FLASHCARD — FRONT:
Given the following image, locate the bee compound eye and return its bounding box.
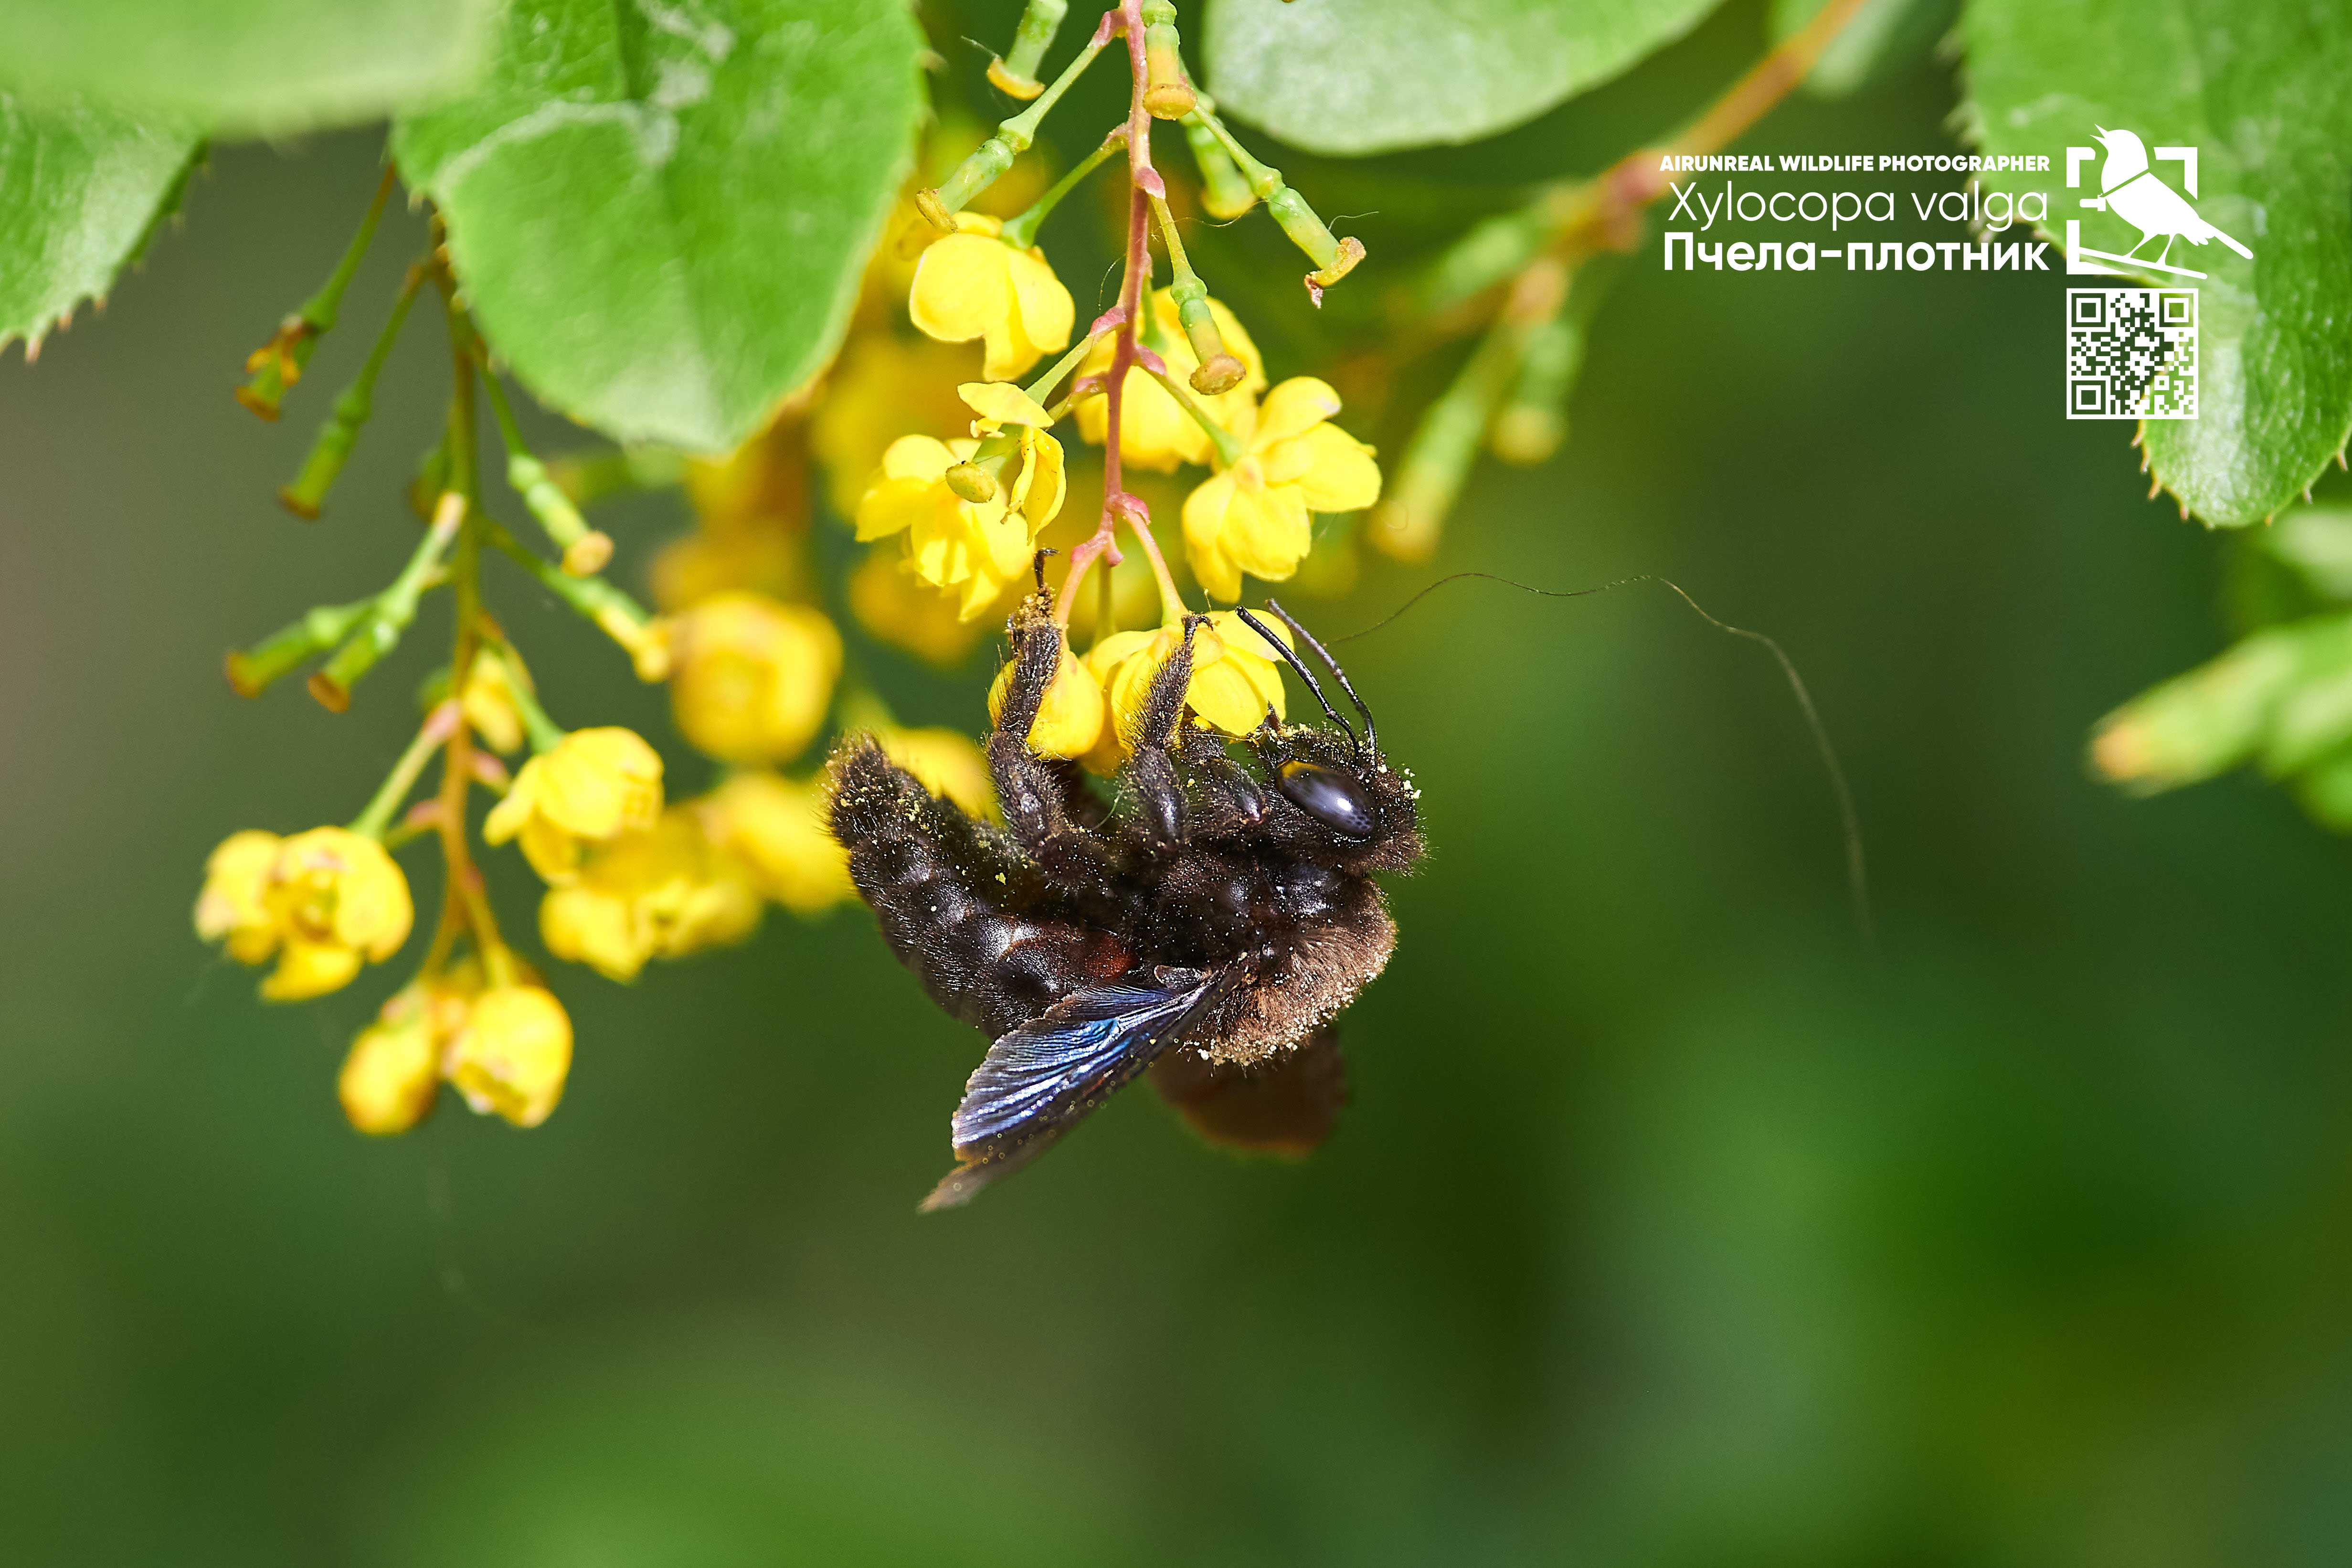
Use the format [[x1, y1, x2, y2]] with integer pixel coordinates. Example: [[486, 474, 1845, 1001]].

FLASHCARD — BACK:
[[1275, 760, 1378, 839]]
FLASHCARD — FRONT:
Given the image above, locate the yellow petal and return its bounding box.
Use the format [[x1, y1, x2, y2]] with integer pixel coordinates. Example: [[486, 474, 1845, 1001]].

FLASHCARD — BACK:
[[1254, 377, 1344, 447], [1219, 480, 1313, 584], [1205, 608, 1293, 662], [908, 233, 1011, 346], [879, 433, 959, 483], [482, 760, 539, 844], [1017, 431, 1066, 530], [854, 475, 948, 542], [1293, 423, 1382, 512], [960, 381, 1055, 428], [1187, 658, 1272, 736], [1006, 247, 1075, 363], [262, 940, 362, 1001]]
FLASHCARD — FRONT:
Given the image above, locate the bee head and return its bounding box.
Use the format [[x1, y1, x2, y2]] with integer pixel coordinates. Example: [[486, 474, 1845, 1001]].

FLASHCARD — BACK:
[[1235, 605, 1421, 868]]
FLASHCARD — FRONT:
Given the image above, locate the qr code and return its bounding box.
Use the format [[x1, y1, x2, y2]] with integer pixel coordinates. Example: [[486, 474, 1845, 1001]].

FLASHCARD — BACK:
[[2067, 288, 2196, 420]]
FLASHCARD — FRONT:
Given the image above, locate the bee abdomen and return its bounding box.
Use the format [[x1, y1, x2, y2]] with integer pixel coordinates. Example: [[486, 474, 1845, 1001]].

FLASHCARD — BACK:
[[827, 737, 1128, 1037]]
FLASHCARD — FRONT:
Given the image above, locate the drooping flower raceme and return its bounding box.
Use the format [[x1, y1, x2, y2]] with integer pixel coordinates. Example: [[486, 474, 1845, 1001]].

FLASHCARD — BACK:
[[484, 727, 664, 885], [907, 213, 1075, 382], [1182, 378, 1381, 602]]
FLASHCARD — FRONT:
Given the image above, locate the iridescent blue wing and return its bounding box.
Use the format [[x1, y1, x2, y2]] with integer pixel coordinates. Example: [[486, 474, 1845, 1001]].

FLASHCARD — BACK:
[[921, 966, 1235, 1211]]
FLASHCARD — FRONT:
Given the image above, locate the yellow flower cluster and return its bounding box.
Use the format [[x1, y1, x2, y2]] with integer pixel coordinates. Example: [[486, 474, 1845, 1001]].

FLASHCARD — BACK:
[[482, 720, 856, 984], [855, 382, 1068, 621], [336, 963, 576, 1134], [196, 826, 413, 1000], [986, 609, 1295, 773], [890, 232, 1377, 609], [1182, 376, 1380, 601]]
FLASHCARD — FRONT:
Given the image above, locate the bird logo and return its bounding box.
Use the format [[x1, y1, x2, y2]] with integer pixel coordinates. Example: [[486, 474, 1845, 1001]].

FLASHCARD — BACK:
[[2066, 127, 2251, 279]]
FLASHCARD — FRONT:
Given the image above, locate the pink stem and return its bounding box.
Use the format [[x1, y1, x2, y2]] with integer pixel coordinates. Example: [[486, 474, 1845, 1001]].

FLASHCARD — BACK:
[[1057, 0, 1185, 628]]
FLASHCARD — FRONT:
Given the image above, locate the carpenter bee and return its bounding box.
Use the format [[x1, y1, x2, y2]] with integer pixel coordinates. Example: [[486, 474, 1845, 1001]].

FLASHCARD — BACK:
[[826, 584, 1424, 1208]]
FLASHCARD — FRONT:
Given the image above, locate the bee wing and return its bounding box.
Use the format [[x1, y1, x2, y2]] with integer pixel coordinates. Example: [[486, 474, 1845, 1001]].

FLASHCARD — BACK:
[[1150, 1027, 1349, 1157], [922, 966, 1237, 1211]]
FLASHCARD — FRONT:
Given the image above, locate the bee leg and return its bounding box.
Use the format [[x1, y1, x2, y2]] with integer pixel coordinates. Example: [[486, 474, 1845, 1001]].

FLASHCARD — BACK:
[[1176, 727, 1270, 833], [987, 595, 1129, 911], [1124, 616, 1206, 845]]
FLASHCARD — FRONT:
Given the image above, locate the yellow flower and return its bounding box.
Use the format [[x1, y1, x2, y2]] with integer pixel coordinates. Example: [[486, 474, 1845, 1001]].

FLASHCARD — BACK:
[[1084, 612, 1293, 771], [879, 724, 997, 820], [810, 333, 977, 517], [1182, 379, 1381, 602], [1075, 289, 1265, 472], [847, 546, 999, 667], [666, 592, 843, 765], [339, 987, 440, 1136], [462, 648, 533, 755], [194, 829, 283, 965], [443, 985, 573, 1128], [908, 213, 1074, 381], [255, 827, 414, 1001], [854, 415, 1063, 620], [540, 809, 765, 982], [700, 772, 855, 915], [484, 727, 665, 885], [988, 644, 1107, 760]]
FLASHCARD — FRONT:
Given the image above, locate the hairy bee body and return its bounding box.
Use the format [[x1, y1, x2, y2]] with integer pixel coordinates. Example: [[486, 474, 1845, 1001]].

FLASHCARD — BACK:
[[828, 595, 1421, 1208]]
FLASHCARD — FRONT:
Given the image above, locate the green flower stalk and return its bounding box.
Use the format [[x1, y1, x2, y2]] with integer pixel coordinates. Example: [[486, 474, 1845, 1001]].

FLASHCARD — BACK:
[[224, 595, 380, 697], [278, 263, 427, 519], [1189, 106, 1364, 293], [309, 491, 466, 712], [921, 24, 1110, 227], [236, 165, 396, 420], [1149, 194, 1244, 394], [987, 0, 1067, 99]]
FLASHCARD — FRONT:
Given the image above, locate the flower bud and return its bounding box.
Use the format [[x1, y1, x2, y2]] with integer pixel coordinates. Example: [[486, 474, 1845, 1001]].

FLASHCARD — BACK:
[[988, 645, 1108, 759], [1141, 2, 1196, 119], [484, 727, 666, 884], [667, 592, 844, 765], [444, 985, 573, 1128], [339, 989, 439, 1136], [702, 772, 855, 915]]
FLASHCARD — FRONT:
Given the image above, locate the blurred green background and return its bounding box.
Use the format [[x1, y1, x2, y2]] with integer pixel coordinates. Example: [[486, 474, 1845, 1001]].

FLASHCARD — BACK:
[[7, 2, 2352, 1562]]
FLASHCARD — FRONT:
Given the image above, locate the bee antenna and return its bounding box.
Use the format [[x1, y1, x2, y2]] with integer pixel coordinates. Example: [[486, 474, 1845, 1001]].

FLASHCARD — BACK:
[[1233, 605, 1356, 751], [1264, 599, 1376, 758]]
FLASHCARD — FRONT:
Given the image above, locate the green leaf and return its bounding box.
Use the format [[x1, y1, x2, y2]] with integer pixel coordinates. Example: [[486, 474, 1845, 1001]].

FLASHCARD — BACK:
[[394, 0, 923, 454], [0, 0, 496, 138], [1203, 0, 1723, 156], [1773, 0, 1958, 99], [1960, 0, 2352, 525], [0, 94, 200, 355]]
